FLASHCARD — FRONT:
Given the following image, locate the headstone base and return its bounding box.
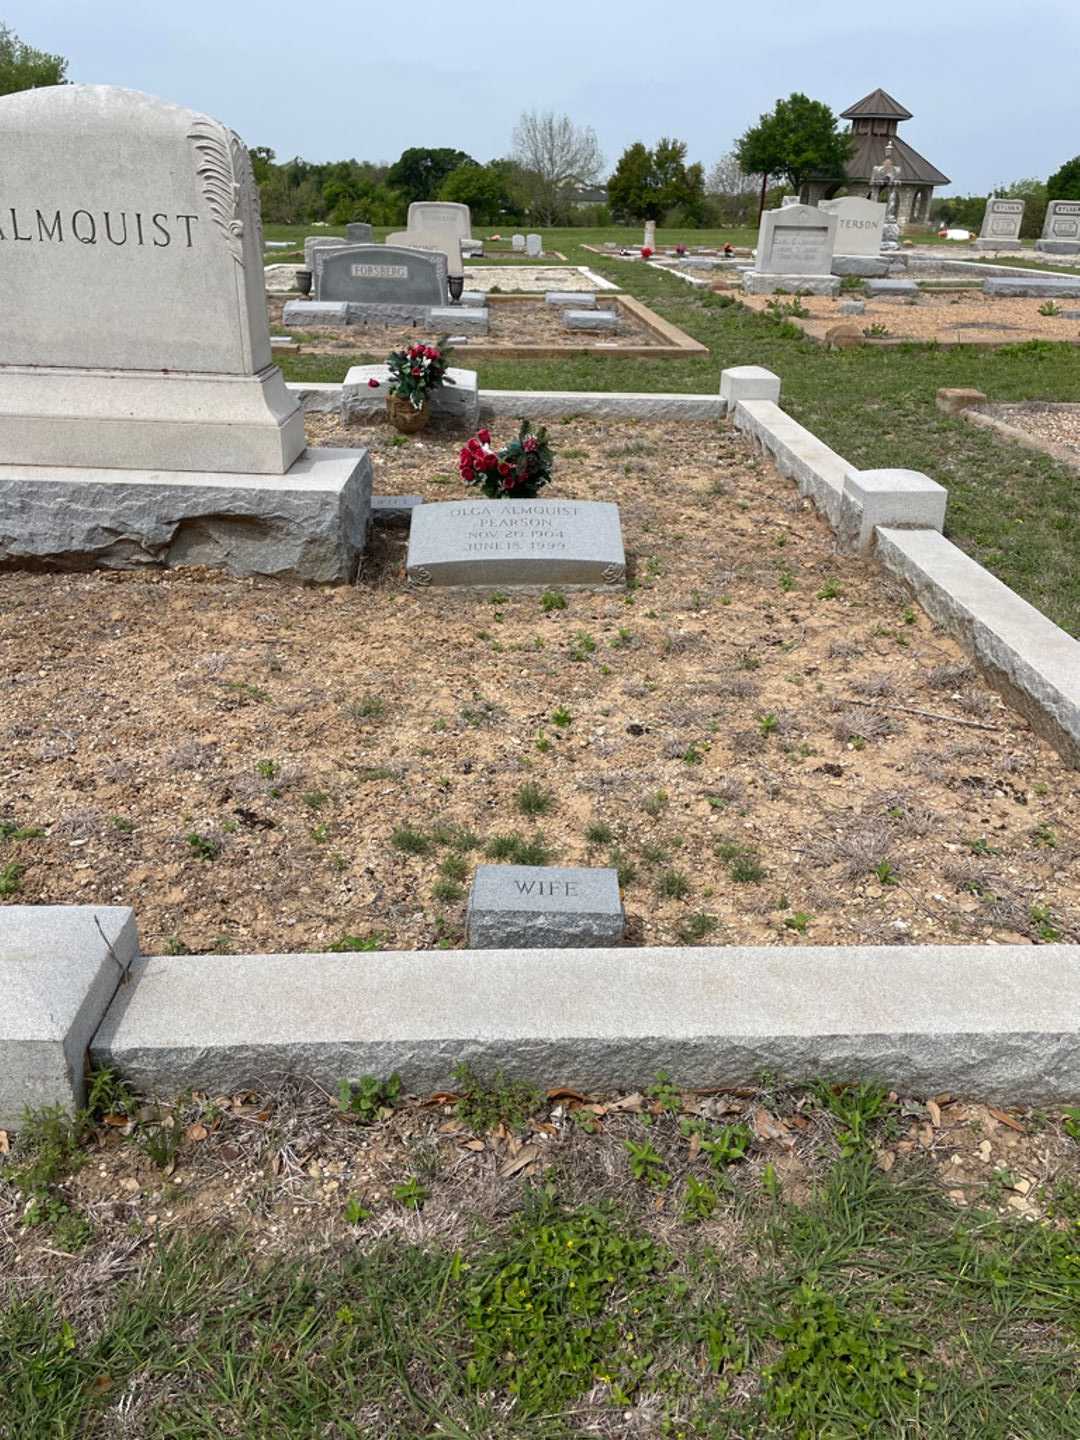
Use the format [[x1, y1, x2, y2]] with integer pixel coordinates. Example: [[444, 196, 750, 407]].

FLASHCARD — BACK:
[[284, 299, 486, 329], [974, 239, 1024, 251], [0, 447, 372, 583], [831, 255, 895, 278], [563, 309, 618, 332], [0, 364, 305, 476], [429, 306, 489, 334], [1035, 240, 1080, 255], [742, 272, 840, 296]]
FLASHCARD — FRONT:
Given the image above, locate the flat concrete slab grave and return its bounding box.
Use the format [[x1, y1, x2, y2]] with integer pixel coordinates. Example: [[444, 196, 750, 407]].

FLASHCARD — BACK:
[[429, 306, 489, 334], [2, 905, 138, 1128], [406, 498, 626, 590], [984, 276, 1080, 299], [467, 866, 624, 948]]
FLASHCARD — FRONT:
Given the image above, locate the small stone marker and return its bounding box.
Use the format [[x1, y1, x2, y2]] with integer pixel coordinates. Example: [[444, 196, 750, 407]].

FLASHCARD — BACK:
[[545, 291, 597, 307], [839, 298, 866, 315], [976, 198, 1025, 251], [1036, 200, 1080, 255], [406, 498, 625, 590], [512, 233, 525, 252], [429, 305, 489, 334], [371, 494, 422, 526], [819, 196, 886, 257], [563, 308, 618, 332], [526, 233, 542, 257], [316, 244, 448, 305], [304, 235, 349, 271], [863, 278, 918, 297], [346, 221, 373, 243], [467, 865, 625, 948]]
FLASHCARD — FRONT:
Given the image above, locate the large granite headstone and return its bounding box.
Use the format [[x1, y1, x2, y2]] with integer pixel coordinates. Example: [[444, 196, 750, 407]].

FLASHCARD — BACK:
[[467, 865, 625, 948], [315, 244, 448, 305], [0, 85, 370, 580], [304, 235, 348, 271], [1036, 201, 1080, 256], [819, 197, 886, 256], [976, 198, 1025, 251], [406, 498, 625, 590], [743, 203, 839, 295]]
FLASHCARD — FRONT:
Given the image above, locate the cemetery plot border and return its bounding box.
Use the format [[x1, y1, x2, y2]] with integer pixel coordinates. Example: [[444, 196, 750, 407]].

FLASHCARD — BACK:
[[943, 393, 1080, 474], [446, 294, 707, 359]]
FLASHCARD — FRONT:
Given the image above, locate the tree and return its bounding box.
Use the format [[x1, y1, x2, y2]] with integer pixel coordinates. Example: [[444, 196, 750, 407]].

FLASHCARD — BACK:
[[512, 110, 604, 224], [706, 149, 762, 226], [386, 147, 475, 204], [735, 93, 851, 205], [1048, 156, 1080, 201], [0, 23, 67, 95], [608, 137, 706, 225], [439, 161, 521, 225]]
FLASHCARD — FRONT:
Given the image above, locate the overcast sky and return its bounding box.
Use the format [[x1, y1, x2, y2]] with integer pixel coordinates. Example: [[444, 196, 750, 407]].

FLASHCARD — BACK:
[[7, 0, 1079, 193]]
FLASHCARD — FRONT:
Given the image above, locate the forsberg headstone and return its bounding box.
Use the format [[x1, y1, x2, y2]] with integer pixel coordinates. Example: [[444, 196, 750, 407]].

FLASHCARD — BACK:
[[976, 198, 1025, 251], [1036, 200, 1080, 255], [406, 498, 625, 590], [315, 244, 448, 305]]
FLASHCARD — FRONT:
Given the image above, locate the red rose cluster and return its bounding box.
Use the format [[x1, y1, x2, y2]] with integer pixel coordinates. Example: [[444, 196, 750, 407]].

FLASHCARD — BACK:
[[640, 246, 653, 258], [459, 429, 516, 488]]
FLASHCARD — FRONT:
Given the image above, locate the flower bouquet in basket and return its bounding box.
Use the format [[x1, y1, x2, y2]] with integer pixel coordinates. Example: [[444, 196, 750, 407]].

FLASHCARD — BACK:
[[459, 420, 554, 499], [383, 343, 454, 432]]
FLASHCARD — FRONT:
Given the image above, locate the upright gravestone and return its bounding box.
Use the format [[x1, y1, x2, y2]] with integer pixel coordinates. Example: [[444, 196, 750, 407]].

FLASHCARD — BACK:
[[976, 198, 1025, 251], [346, 221, 373, 243], [643, 219, 657, 250], [781, 195, 801, 208], [314, 244, 448, 306], [1036, 200, 1080, 256], [819, 197, 886, 256], [526, 233, 542, 257], [304, 234, 348, 271], [406, 498, 625, 590], [0, 85, 370, 580], [512, 233, 525, 252], [743, 203, 839, 295]]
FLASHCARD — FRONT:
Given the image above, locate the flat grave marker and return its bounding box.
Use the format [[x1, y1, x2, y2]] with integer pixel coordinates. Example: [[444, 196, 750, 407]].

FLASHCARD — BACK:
[[406, 497, 625, 590], [467, 865, 625, 948]]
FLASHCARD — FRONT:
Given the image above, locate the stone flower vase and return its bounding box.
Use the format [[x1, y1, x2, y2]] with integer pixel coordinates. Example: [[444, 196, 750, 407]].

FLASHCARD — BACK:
[[387, 392, 431, 434], [294, 268, 313, 295]]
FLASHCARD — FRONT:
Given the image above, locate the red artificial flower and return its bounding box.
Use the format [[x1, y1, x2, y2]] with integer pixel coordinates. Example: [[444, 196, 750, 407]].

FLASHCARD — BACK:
[[503, 476, 516, 490], [641, 246, 653, 258], [411, 367, 421, 376], [484, 454, 498, 471], [462, 465, 475, 481], [498, 462, 510, 477], [367, 378, 380, 388], [477, 428, 491, 444], [523, 436, 538, 452]]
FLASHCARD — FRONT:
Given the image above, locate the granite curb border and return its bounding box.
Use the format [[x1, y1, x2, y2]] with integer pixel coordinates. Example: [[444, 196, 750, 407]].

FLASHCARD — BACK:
[[88, 941, 1080, 1103]]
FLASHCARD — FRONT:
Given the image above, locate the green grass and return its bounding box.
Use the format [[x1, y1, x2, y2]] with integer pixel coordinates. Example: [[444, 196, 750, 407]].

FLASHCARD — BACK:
[[4, 1150, 1076, 1437], [274, 227, 1080, 633]]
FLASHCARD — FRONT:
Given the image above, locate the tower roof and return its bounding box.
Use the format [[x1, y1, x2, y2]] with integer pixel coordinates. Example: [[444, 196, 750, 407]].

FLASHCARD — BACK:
[[841, 88, 913, 121]]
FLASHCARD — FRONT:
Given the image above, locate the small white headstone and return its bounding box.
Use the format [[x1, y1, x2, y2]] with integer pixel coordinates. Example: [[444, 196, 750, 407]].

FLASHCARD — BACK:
[[526, 233, 542, 257], [512, 233, 525, 251], [643, 219, 657, 249], [754, 203, 836, 275]]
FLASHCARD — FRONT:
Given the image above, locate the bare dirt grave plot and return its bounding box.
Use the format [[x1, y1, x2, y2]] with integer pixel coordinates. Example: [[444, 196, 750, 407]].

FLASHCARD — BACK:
[[2, 414, 1079, 958], [739, 289, 1080, 346]]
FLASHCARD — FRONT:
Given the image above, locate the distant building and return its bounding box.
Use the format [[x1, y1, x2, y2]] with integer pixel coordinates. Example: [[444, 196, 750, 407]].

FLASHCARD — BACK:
[[569, 186, 609, 208], [801, 88, 949, 224]]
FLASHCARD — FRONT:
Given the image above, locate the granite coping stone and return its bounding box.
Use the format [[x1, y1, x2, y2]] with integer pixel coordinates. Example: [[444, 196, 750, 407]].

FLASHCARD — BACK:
[[984, 276, 1080, 298], [429, 306, 489, 333], [2, 905, 138, 1127], [742, 272, 841, 296], [467, 865, 624, 948], [545, 291, 598, 307], [89, 943, 1080, 1101], [406, 497, 625, 591], [372, 494, 422, 526]]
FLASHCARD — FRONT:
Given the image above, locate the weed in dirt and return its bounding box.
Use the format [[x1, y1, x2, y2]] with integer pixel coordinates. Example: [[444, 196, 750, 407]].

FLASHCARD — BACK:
[[608, 846, 638, 888], [432, 878, 465, 903], [657, 869, 691, 900], [392, 1177, 428, 1209], [541, 590, 567, 613], [585, 821, 614, 847], [185, 832, 221, 862], [337, 1073, 401, 1124], [326, 933, 385, 952], [625, 1139, 671, 1188], [678, 911, 718, 942], [0, 861, 23, 896], [551, 706, 572, 728], [643, 788, 669, 818], [484, 832, 552, 866], [515, 782, 555, 817], [390, 826, 432, 856], [817, 578, 843, 600], [439, 853, 469, 883], [569, 631, 597, 661], [348, 695, 386, 720], [452, 1061, 541, 1133]]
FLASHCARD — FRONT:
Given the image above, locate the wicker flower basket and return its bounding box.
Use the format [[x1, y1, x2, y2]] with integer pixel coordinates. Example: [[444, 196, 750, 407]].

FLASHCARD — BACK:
[[387, 393, 431, 433]]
